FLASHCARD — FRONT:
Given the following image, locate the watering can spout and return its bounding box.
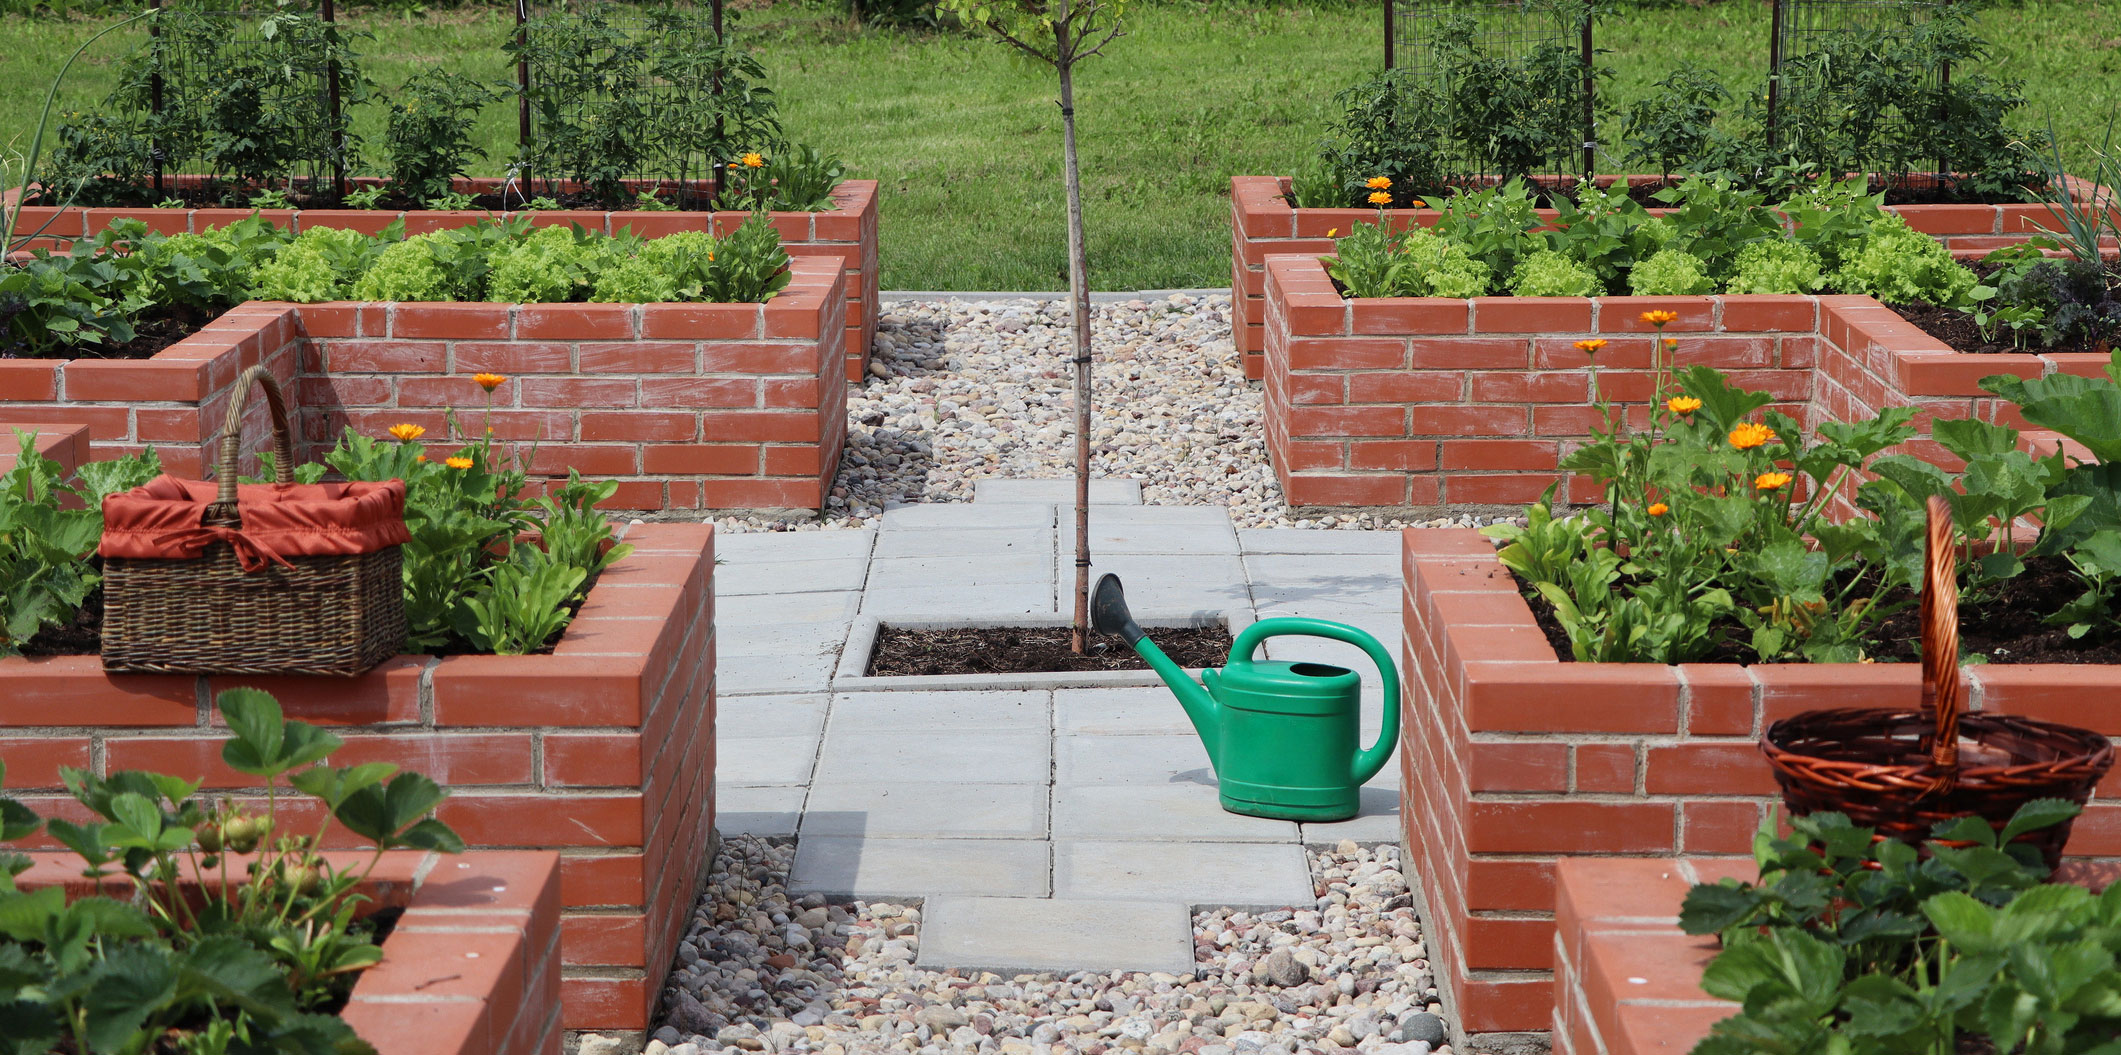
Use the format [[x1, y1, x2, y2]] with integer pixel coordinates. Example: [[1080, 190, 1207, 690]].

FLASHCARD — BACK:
[[1092, 574, 1224, 764]]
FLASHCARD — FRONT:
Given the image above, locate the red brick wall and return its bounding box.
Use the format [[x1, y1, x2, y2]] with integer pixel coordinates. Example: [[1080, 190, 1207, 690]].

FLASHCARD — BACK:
[[10, 179, 880, 384], [1399, 527, 2121, 1037], [0, 422, 89, 477], [15, 849, 565, 1055], [0, 521, 716, 1032], [1552, 859, 1738, 1055], [0, 258, 846, 512], [1233, 175, 2114, 379]]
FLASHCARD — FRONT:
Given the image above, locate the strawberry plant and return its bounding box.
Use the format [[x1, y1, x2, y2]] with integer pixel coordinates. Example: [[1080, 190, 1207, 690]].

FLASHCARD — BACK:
[[0, 433, 159, 657]]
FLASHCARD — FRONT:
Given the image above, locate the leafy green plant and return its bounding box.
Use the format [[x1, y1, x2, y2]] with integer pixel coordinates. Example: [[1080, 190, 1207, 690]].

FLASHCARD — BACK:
[[1727, 239, 1825, 295], [1628, 247, 1714, 296], [1829, 214, 1979, 306], [422, 191, 477, 211], [1680, 802, 2121, 1055], [1507, 248, 1600, 297], [342, 184, 388, 210], [1621, 61, 1730, 183], [452, 549, 586, 655], [0, 434, 159, 656], [0, 687, 463, 1054], [252, 224, 385, 304], [718, 144, 847, 212], [382, 70, 499, 204]]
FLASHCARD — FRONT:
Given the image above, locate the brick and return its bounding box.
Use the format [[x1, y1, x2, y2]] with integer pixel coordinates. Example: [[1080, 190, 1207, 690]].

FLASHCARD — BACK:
[[581, 412, 696, 443], [1469, 371, 1589, 403], [1445, 474, 1562, 506], [1349, 299, 1469, 335], [206, 656, 426, 726], [514, 304, 636, 340], [1594, 296, 1716, 332], [701, 342, 823, 374], [1285, 338, 1406, 371], [1719, 296, 1818, 332], [557, 975, 653, 1032], [393, 304, 512, 340], [451, 342, 575, 375], [1681, 800, 1766, 854], [1284, 474, 1406, 507], [339, 1001, 483, 1055], [1347, 440, 1436, 472], [702, 478, 822, 509], [1466, 800, 1676, 854], [0, 737, 92, 787], [520, 378, 638, 408], [1468, 741, 1568, 792], [1345, 372, 1461, 404], [561, 852, 646, 908], [0, 361, 60, 401], [0, 657, 197, 728], [1460, 662, 1681, 733], [1644, 742, 1777, 796], [641, 444, 758, 475], [578, 343, 699, 374], [432, 655, 651, 727], [1753, 664, 1922, 726], [640, 304, 762, 340], [560, 913, 649, 967], [639, 378, 761, 409], [1439, 439, 1561, 471], [1572, 743, 1636, 793], [1465, 858, 1557, 912], [546, 733, 648, 787], [1473, 297, 1592, 333], [1407, 404, 1527, 438], [439, 792, 644, 847], [701, 411, 822, 444], [1409, 337, 1532, 370], [64, 358, 214, 402], [322, 340, 448, 373], [1679, 664, 1757, 736]]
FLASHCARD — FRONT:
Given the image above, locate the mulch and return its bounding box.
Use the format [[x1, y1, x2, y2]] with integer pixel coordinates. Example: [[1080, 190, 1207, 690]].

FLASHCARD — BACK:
[[865, 625, 1234, 676]]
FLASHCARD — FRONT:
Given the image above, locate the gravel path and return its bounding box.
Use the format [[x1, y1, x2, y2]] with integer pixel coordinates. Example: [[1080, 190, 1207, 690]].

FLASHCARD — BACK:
[[596, 835, 1451, 1055], [709, 295, 1499, 534]]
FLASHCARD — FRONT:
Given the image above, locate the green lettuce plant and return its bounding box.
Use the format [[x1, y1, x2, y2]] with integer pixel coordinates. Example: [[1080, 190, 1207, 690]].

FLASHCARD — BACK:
[[1507, 249, 1600, 297], [1628, 248, 1715, 296], [0, 434, 160, 656]]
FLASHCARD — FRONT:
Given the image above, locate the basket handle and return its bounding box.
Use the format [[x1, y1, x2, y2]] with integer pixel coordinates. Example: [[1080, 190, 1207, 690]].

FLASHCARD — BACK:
[[207, 365, 296, 526], [1921, 494, 1962, 771]]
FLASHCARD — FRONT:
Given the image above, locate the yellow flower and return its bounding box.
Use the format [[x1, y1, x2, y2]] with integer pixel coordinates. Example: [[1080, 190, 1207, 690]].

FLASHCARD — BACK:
[[1647, 502, 1669, 517], [445, 456, 474, 470], [387, 423, 425, 442], [1573, 338, 1608, 356], [415, 454, 428, 463], [741, 152, 766, 168], [1755, 471, 1793, 492], [1640, 310, 1680, 327], [1368, 191, 1392, 206], [1326, 228, 1337, 238], [1729, 421, 1777, 450], [1365, 176, 1392, 190], [473, 372, 506, 392], [1666, 396, 1702, 415], [1663, 337, 1679, 350]]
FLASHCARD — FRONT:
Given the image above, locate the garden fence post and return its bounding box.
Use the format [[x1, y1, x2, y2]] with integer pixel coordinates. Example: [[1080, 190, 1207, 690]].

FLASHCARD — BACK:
[[1382, 0, 1394, 69], [150, 0, 163, 197], [709, 0, 726, 205], [515, 0, 532, 187], [1766, 0, 1783, 151], [1579, 1, 1593, 180], [324, 0, 345, 200]]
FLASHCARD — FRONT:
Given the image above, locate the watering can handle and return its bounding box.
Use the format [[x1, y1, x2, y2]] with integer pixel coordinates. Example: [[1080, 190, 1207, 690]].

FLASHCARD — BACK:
[[1230, 617, 1401, 786]]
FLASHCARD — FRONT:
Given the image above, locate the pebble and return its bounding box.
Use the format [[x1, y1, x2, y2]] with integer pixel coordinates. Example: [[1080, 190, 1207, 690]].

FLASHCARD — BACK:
[[711, 296, 1513, 535], [653, 836, 1453, 1055]]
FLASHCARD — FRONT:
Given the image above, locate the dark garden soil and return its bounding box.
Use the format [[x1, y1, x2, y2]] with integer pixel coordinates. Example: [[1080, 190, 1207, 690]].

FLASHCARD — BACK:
[[865, 625, 1235, 676], [1518, 555, 2121, 666], [1892, 262, 2121, 356], [0, 299, 203, 362]]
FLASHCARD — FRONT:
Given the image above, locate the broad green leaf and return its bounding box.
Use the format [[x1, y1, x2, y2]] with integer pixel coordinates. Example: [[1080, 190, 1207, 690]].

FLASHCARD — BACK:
[[2001, 798, 2084, 843], [335, 772, 448, 845], [1932, 417, 2021, 460], [1922, 890, 1999, 952], [218, 687, 287, 776]]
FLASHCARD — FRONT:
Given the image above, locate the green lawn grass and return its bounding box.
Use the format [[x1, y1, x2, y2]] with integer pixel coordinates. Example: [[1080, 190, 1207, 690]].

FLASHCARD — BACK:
[[3, 0, 2117, 290]]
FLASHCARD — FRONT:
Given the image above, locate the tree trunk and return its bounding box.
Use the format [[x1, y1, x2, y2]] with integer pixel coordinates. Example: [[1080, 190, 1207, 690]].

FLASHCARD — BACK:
[[1057, 30, 1093, 655]]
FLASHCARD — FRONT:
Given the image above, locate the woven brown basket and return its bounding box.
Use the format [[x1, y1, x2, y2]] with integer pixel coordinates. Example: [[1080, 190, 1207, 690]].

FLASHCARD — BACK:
[[101, 366, 406, 677], [1761, 495, 2115, 866]]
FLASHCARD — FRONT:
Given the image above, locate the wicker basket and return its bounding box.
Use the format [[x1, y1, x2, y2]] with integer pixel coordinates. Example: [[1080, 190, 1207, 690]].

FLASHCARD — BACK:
[[1761, 495, 2115, 866], [101, 366, 407, 677]]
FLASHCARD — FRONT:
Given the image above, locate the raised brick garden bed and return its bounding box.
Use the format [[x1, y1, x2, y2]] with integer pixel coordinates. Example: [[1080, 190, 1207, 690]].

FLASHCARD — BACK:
[[1263, 253, 2079, 514], [1397, 527, 2121, 1042], [9, 178, 881, 384], [1552, 858, 1741, 1055], [0, 256, 848, 513], [0, 422, 88, 477], [0, 520, 715, 1032], [14, 848, 563, 1055], [1233, 174, 2114, 380]]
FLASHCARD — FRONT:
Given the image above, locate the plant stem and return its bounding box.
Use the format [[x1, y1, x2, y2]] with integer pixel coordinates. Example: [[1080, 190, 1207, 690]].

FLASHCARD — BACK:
[[1056, 9, 1093, 656]]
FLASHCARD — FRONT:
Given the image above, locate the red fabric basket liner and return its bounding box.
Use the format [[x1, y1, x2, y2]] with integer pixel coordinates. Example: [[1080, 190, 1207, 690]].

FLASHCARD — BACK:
[[101, 476, 411, 570]]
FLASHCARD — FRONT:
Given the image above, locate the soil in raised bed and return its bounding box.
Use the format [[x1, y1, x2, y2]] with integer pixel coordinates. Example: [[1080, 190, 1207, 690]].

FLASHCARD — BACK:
[[1890, 261, 2120, 356], [1517, 555, 2121, 666], [865, 625, 1235, 676], [0, 302, 201, 362]]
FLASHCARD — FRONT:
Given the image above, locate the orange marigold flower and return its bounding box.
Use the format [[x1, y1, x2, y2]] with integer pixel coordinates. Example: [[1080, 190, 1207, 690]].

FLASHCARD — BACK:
[[1367, 191, 1392, 206], [1573, 338, 1608, 356], [1755, 471, 1793, 492], [386, 423, 425, 442], [1666, 396, 1702, 415], [1365, 176, 1392, 190], [414, 454, 428, 463], [1640, 310, 1680, 327], [473, 372, 506, 392], [1729, 421, 1777, 450], [1326, 228, 1337, 238], [741, 152, 766, 168], [1663, 337, 1679, 350], [445, 456, 474, 470], [1647, 502, 1669, 516]]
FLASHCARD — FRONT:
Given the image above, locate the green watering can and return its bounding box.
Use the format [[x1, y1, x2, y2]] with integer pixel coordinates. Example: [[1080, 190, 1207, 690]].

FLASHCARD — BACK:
[[1091, 574, 1400, 822]]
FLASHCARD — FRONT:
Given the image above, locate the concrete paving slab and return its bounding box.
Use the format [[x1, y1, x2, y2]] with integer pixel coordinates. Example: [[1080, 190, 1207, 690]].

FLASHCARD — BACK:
[[917, 896, 1195, 975], [1239, 529, 1404, 555], [1068, 554, 1252, 612], [1055, 734, 1215, 787], [1080, 507, 1240, 553], [1299, 787, 1403, 846], [716, 557, 869, 596], [717, 694, 828, 741], [717, 736, 820, 786], [732, 590, 861, 625], [828, 690, 1049, 732], [873, 527, 1054, 560], [802, 782, 1048, 839], [813, 731, 1050, 785], [858, 584, 1057, 616], [1052, 784, 1299, 842], [714, 785, 805, 838], [715, 621, 848, 656], [1054, 687, 1199, 736], [790, 838, 1051, 899], [717, 651, 838, 696], [976, 479, 1142, 505], [867, 552, 1052, 590], [1053, 840, 1315, 908], [879, 503, 1053, 530], [714, 529, 875, 563], [1251, 583, 1403, 615]]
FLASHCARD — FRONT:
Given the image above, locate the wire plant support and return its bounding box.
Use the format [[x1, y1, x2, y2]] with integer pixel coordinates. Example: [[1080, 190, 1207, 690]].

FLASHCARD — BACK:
[[1382, 0, 1596, 190]]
